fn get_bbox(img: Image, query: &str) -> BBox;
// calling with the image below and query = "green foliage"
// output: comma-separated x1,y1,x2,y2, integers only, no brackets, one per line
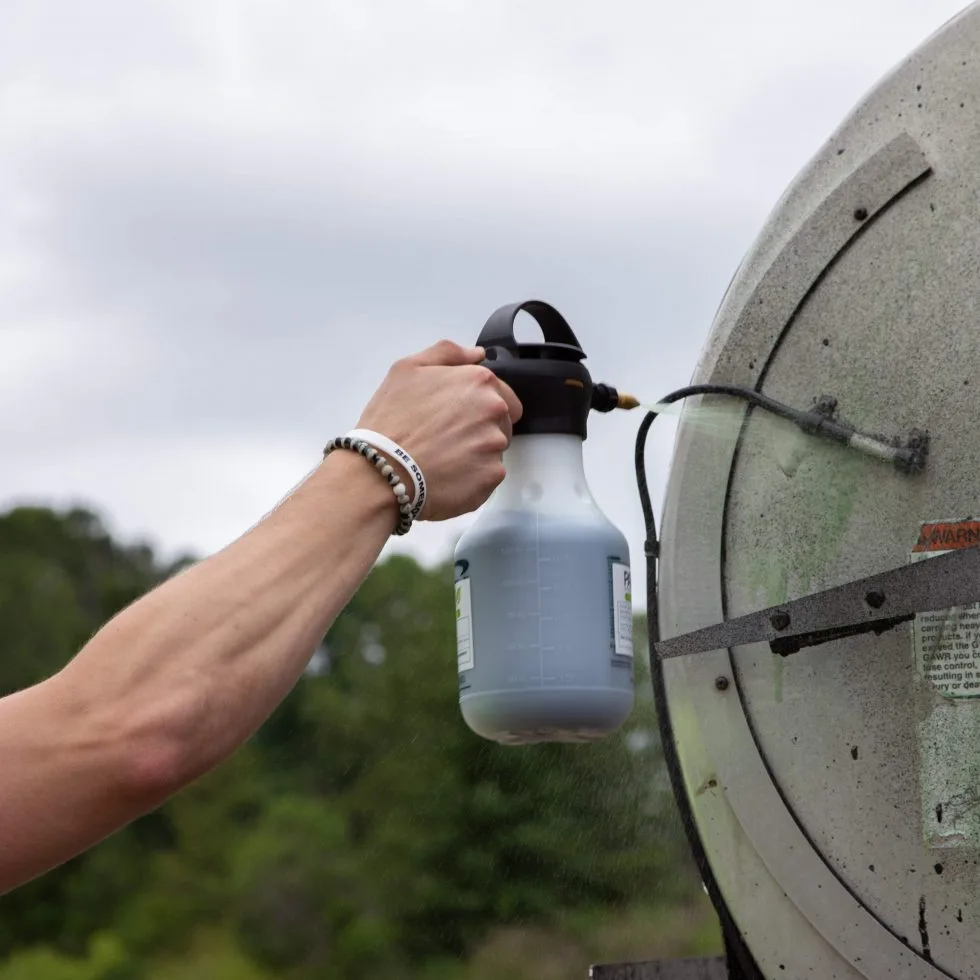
0,505,706,979
0,932,137,980
148,932,273,980
229,796,394,977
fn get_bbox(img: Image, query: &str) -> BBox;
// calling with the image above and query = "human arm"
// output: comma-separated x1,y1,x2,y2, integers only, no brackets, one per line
0,339,521,895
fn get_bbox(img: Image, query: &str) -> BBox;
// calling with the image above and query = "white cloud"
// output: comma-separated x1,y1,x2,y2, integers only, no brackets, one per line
2,1,962,211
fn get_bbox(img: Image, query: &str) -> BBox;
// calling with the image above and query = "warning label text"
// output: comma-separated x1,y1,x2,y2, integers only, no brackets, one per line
912,520,980,699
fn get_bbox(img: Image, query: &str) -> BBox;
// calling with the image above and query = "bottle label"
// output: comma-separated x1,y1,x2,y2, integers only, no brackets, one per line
610,561,634,658
455,578,475,672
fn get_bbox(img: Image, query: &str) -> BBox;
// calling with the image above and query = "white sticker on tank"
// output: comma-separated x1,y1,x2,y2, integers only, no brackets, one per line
455,578,474,672
911,520,980,699
611,562,633,657
910,520,980,850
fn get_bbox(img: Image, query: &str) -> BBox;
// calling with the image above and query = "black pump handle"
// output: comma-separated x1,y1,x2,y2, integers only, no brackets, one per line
477,300,584,355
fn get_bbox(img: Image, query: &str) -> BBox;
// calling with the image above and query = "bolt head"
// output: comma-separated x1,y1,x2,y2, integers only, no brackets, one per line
770,610,792,632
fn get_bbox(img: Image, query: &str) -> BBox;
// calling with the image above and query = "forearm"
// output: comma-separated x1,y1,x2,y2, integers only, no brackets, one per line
0,452,395,894
61,450,395,781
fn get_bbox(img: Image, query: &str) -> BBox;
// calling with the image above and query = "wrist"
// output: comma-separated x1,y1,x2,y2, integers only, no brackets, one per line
342,428,426,522
321,431,424,535
311,451,401,532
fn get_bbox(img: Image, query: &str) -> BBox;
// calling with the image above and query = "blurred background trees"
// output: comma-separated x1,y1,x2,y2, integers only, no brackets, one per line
0,505,717,980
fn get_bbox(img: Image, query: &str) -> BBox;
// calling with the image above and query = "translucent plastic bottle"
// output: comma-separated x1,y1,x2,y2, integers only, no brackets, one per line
453,300,635,744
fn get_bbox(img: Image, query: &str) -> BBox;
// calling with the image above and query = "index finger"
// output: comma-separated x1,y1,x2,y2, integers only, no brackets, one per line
410,339,486,367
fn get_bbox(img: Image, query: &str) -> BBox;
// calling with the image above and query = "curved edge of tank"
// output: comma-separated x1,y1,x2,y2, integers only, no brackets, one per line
655,4,980,977
692,0,979,384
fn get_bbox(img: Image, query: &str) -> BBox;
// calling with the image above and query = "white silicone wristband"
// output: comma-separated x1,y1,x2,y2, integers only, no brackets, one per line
345,428,427,519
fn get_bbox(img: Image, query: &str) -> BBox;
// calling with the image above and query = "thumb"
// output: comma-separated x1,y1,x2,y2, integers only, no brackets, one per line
410,339,486,367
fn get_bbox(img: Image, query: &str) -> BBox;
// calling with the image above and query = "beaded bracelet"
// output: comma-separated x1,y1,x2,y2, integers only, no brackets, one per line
323,435,415,535
346,428,426,520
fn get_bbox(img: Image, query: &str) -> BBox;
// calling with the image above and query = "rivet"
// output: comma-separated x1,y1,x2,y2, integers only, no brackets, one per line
770,610,791,632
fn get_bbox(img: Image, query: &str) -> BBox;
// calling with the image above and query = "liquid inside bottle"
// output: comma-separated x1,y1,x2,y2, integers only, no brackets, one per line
453,435,635,744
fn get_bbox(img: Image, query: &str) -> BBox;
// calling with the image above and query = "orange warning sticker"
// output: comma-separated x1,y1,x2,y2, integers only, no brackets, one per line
914,520,980,553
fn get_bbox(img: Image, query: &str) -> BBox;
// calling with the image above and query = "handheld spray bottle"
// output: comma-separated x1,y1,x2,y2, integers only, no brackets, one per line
453,300,638,745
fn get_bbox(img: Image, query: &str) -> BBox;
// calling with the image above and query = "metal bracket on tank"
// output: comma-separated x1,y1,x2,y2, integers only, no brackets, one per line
589,956,728,979
767,612,915,657
655,543,980,661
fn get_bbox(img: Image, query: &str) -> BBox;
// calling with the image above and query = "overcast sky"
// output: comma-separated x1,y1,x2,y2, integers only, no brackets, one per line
0,0,969,608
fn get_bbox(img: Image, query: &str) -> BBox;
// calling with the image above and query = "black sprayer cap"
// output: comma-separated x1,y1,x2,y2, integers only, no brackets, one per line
477,300,596,439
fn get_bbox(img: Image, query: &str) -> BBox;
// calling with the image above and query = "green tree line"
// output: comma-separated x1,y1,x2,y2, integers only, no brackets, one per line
0,506,717,979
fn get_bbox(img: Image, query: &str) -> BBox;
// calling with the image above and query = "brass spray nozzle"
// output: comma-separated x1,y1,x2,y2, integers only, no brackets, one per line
592,383,639,413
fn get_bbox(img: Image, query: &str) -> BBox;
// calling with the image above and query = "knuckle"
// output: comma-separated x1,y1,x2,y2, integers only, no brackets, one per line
472,422,509,455
472,365,498,386
486,393,510,419
490,428,510,453
480,463,507,491
435,338,462,356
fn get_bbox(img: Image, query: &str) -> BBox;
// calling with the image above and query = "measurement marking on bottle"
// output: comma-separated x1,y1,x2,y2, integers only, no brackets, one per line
455,578,474,672
536,512,544,685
